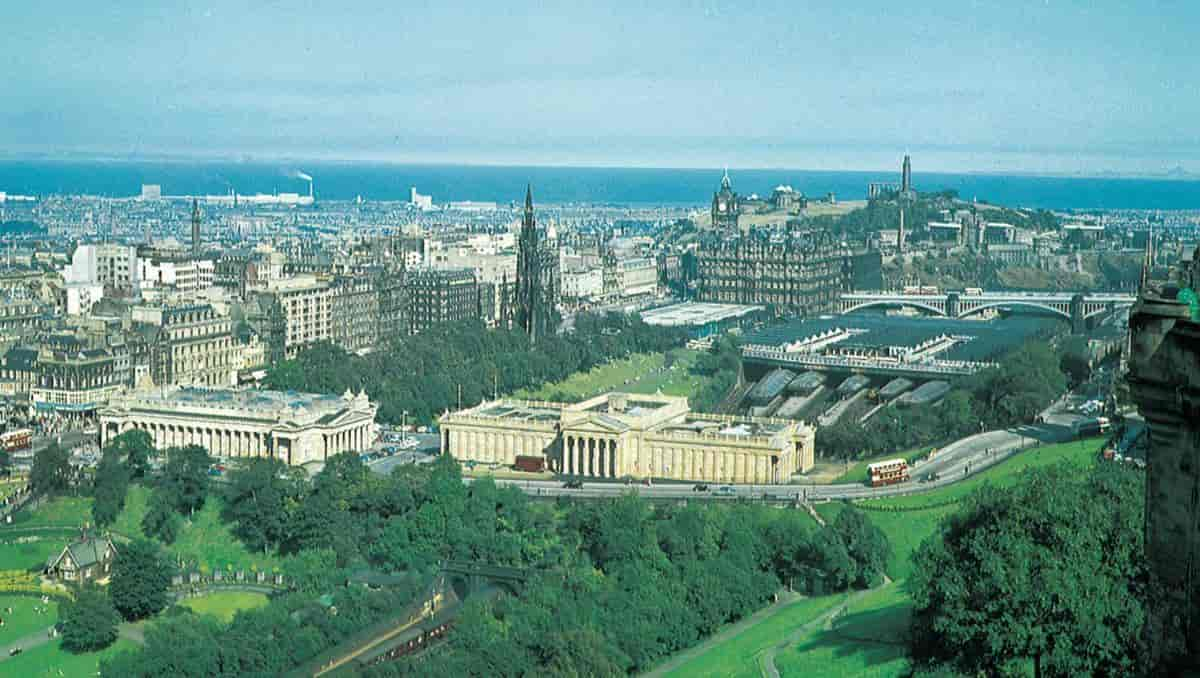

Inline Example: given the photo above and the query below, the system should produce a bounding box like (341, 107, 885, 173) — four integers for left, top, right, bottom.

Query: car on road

(715, 485, 736, 496)
(692, 483, 709, 492)
(562, 479, 584, 489)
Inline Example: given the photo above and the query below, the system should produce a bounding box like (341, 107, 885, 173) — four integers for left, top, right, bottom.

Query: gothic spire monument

(514, 185, 559, 344)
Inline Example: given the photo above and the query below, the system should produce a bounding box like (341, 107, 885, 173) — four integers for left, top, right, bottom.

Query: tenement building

(1127, 248, 1200, 669)
(406, 267, 480, 334)
(131, 303, 236, 388)
(99, 387, 377, 466)
(440, 392, 814, 484)
(695, 227, 852, 317)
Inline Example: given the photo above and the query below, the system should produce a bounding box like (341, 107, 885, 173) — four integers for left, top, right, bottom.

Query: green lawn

(0, 594, 58, 647)
(779, 438, 1107, 675)
(10, 496, 92, 529)
(662, 594, 847, 678)
(0, 538, 64, 572)
(0, 637, 136, 677)
(776, 581, 913, 678)
(179, 590, 269, 623)
(514, 349, 707, 402)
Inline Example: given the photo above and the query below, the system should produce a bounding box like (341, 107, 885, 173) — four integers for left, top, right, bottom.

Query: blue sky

(2, 1, 1196, 173)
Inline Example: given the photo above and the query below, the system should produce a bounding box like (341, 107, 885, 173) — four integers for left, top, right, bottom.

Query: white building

(138, 258, 215, 294)
(616, 257, 657, 297)
(64, 244, 140, 294)
(410, 186, 434, 211)
(99, 387, 378, 467)
(561, 266, 604, 302)
(63, 283, 105, 316)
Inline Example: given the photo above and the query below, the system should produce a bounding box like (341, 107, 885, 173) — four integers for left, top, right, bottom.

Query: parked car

(715, 485, 736, 496)
(692, 483, 709, 492)
(562, 479, 584, 489)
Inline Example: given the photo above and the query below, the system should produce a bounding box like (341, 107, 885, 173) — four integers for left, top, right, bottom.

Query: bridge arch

(841, 300, 948, 317)
(1080, 300, 1135, 320)
(955, 301, 1071, 321)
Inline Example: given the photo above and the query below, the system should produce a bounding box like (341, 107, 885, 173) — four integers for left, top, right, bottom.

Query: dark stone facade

(1127, 250, 1200, 671)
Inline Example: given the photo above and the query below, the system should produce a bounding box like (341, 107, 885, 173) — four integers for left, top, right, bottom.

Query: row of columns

(445, 428, 551, 465)
(562, 435, 618, 478)
(637, 446, 780, 484)
(321, 424, 371, 460)
(101, 418, 373, 466)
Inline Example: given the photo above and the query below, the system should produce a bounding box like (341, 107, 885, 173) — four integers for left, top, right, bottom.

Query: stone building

(695, 228, 851, 317)
(46, 531, 118, 583)
(441, 392, 814, 484)
(31, 344, 122, 417)
(1127, 249, 1200, 669)
(406, 268, 480, 335)
(131, 303, 236, 388)
(99, 387, 377, 466)
(331, 276, 379, 354)
(247, 276, 334, 361)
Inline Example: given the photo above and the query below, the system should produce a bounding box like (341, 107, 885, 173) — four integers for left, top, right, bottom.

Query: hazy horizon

(4, 1, 1197, 175)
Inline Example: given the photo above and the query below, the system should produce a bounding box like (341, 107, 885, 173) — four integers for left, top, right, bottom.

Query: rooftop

(640, 302, 763, 327)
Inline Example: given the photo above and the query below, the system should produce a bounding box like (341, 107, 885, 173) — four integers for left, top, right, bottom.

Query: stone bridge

(838, 290, 1136, 331)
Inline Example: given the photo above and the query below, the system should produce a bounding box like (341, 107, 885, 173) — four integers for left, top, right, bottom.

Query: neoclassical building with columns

(440, 392, 814, 484)
(99, 387, 377, 466)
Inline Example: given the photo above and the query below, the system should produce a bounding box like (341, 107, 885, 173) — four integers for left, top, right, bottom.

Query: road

(462, 399, 1084, 503)
(366, 396, 1088, 503)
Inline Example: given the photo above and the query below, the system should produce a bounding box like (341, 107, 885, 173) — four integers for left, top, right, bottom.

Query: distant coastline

(2, 158, 1199, 210)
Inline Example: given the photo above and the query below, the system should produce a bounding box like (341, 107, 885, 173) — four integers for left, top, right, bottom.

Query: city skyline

(3, 2, 1198, 175)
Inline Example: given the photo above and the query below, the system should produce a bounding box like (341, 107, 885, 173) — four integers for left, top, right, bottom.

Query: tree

(31, 442, 71, 496)
(104, 430, 156, 479)
(60, 584, 121, 652)
(0, 449, 10, 476)
(141, 489, 182, 544)
(830, 506, 890, 588)
(162, 445, 212, 516)
(92, 448, 131, 528)
(910, 465, 1145, 677)
(223, 458, 300, 553)
(109, 539, 173, 621)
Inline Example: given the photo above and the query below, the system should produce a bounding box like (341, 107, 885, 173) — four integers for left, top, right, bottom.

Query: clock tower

(711, 169, 740, 231)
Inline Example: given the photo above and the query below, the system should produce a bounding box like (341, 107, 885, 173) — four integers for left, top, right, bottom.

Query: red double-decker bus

(867, 458, 910, 487)
(0, 429, 32, 453)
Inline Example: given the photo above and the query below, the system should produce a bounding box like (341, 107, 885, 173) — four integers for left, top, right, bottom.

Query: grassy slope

(514, 349, 706, 402)
(662, 595, 847, 678)
(0, 539, 64, 572)
(776, 581, 913, 678)
(786, 438, 1104, 676)
(179, 590, 269, 623)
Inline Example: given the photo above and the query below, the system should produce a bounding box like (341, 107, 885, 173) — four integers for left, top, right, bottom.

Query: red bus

(867, 458, 910, 487)
(0, 429, 32, 453)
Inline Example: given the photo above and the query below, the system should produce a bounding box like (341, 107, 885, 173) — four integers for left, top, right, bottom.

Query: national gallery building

(99, 387, 377, 466)
(440, 392, 814, 484)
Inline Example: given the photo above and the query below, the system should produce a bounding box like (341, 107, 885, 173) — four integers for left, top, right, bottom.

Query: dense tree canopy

(109, 539, 173, 622)
(104, 429, 156, 479)
(60, 584, 121, 652)
(103, 452, 879, 677)
(92, 446, 130, 528)
(31, 442, 71, 496)
(910, 464, 1145, 677)
(265, 313, 687, 424)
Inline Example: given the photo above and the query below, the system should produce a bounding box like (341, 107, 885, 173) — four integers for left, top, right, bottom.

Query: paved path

(0, 624, 56, 661)
(758, 578, 889, 678)
(640, 590, 806, 678)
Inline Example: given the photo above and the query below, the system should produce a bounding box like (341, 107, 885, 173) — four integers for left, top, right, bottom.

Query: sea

(2, 160, 1200, 211)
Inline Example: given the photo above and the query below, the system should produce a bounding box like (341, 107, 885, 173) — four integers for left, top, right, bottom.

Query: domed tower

(711, 169, 740, 232)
